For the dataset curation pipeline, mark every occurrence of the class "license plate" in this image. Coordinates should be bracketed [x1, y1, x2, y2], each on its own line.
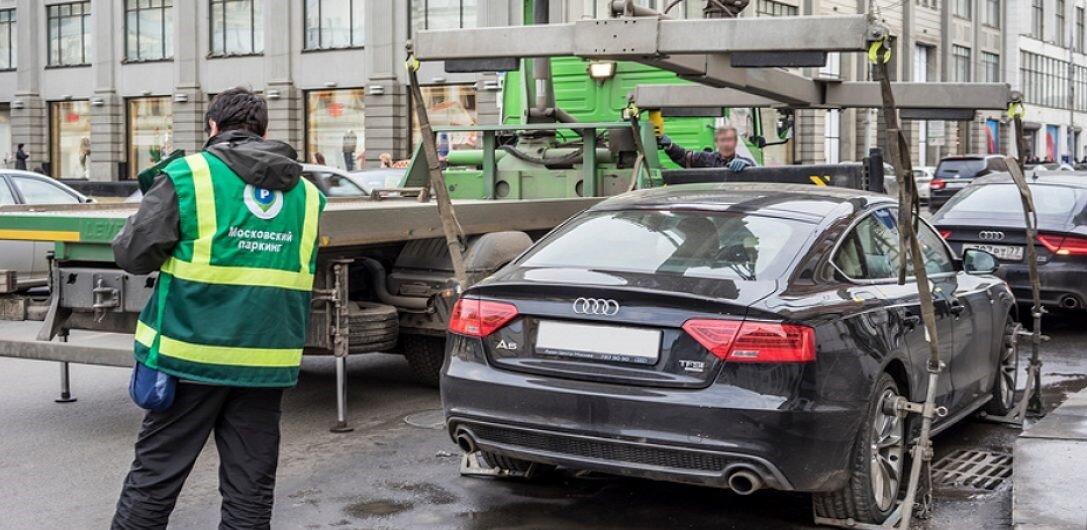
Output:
[945, 180, 969, 189]
[535, 321, 661, 365]
[963, 243, 1023, 261]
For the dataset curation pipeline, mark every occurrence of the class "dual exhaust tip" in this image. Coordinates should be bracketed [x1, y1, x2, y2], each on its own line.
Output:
[455, 427, 764, 495]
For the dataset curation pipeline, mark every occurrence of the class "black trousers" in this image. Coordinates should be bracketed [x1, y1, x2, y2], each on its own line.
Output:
[112, 384, 284, 530]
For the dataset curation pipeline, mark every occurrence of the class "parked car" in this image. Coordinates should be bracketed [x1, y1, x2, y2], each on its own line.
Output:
[442, 183, 1017, 525]
[933, 172, 1087, 310]
[913, 166, 935, 201]
[929, 155, 1010, 212]
[0, 170, 92, 288]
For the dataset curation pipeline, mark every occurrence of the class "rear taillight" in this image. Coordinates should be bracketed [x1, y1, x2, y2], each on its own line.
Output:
[1038, 235, 1087, 256]
[448, 298, 519, 337]
[682, 319, 816, 363]
[939, 229, 952, 240]
[930, 178, 946, 190]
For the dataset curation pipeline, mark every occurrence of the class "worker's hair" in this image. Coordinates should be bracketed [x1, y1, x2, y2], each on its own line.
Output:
[205, 87, 268, 137]
[714, 126, 739, 140]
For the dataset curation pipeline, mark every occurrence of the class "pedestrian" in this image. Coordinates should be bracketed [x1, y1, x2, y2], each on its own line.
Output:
[15, 143, 28, 170]
[657, 126, 755, 172]
[313, 151, 326, 165]
[379, 152, 393, 168]
[110, 87, 326, 530]
[342, 129, 357, 170]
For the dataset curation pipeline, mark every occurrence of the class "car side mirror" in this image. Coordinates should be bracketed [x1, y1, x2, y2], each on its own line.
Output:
[963, 248, 999, 275]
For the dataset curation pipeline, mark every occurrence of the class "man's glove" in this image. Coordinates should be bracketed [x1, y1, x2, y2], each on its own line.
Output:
[728, 158, 752, 173]
[658, 135, 673, 148]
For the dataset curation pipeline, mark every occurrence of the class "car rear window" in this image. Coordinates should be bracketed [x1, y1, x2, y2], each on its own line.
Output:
[517, 210, 814, 281]
[936, 159, 985, 179]
[944, 184, 1082, 219]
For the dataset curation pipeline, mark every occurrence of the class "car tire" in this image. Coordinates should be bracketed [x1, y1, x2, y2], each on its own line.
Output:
[348, 302, 399, 354]
[985, 316, 1020, 416]
[813, 373, 907, 524]
[400, 334, 445, 388]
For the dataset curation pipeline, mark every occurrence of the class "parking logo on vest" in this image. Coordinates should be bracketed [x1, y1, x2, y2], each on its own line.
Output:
[244, 184, 284, 220]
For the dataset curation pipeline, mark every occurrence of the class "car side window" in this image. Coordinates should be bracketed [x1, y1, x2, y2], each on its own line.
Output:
[11, 176, 81, 205]
[0, 179, 15, 206]
[915, 223, 955, 275]
[833, 209, 902, 280]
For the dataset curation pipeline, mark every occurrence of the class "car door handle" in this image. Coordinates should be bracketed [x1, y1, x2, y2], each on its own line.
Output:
[903, 314, 922, 329]
[949, 302, 967, 317]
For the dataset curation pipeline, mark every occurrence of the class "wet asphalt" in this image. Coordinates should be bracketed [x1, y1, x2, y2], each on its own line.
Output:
[0, 313, 1084, 530]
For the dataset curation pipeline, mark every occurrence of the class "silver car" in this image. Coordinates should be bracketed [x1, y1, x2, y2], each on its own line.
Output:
[0, 170, 92, 288]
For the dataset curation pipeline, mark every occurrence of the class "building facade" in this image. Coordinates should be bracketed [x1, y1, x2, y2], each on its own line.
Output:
[1005, 0, 1087, 163]
[0, 0, 1019, 181]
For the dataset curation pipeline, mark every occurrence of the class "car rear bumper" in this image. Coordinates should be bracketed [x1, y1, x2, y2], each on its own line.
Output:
[442, 352, 865, 493]
[999, 261, 1087, 309]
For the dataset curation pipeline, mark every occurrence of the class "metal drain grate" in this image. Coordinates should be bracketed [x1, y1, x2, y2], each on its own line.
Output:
[931, 449, 1012, 491]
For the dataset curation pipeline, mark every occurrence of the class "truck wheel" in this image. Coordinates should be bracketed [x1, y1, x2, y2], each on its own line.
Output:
[400, 335, 445, 387]
[348, 302, 399, 354]
[813, 373, 906, 524]
[985, 317, 1020, 416]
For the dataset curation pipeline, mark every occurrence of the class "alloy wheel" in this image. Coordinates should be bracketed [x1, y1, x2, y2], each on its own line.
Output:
[870, 389, 906, 512]
[997, 322, 1021, 410]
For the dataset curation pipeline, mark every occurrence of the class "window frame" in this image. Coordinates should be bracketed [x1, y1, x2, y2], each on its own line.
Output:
[1057, 0, 1067, 47]
[46, 1, 92, 68]
[0, 8, 14, 71]
[124, 0, 174, 63]
[755, 0, 799, 17]
[952, 0, 972, 20]
[303, 0, 365, 51]
[829, 206, 957, 285]
[980, 51, 1000, 83]
[411, 0, 478, 33]
[982, 0, 1000, 28]
[208, 0, 263, 58]
[1032, 0, 1045, 39]
[951, 45, 972, 83]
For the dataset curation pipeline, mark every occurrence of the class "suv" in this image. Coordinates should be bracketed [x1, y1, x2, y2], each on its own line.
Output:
[929, 155, 1009, 212]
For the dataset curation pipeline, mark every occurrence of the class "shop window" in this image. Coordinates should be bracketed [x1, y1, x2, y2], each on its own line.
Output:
[412, 0, 477, 32]
[127, 97, 173, 179]
[210, 0, 263, 56]
[411, 85, 479, 154]
[306, 89, 365, 171]
[0, 8, 14, 70]
[305, 0, 364, 50]
[50, 101, 92, 179]
[125, 0, 173, 62]
[47, 2, 91, 67]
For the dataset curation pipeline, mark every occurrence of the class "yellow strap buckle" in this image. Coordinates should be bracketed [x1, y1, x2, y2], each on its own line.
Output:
[1007, 102, 1025, 120]
[868, 39, 892, 65]
[404, 54, 420, 73]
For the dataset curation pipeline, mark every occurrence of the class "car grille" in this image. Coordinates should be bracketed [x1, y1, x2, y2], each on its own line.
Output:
[469, 423, 729, 472]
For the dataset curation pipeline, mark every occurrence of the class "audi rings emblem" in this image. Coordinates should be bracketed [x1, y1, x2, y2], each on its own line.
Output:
[978, 231, 1006, 241]
[572, 297, 620, 316]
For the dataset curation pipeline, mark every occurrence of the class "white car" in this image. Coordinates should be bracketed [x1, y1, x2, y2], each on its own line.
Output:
[913, 167, 935, 201]
[0, 170, 92, 289]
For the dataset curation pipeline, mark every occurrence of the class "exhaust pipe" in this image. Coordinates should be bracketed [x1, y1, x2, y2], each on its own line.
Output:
[1059, 295, 1080, 310]
[727, 468, 763, 495]
[454, 429, 478, 454]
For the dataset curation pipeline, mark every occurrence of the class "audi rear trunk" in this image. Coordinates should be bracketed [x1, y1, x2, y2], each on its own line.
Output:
[439, 268, 865, 494]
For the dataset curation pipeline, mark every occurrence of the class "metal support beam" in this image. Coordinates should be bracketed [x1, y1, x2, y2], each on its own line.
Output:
[632, 82, 1012, 111]
[632, 85, 781, 109]
[412, 15, 881, 61]
[824, 82, 1012, 110]
[0, 338, 132, 367]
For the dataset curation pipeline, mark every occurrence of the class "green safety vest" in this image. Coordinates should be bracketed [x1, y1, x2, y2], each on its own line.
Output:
[134, 152, 326, 387]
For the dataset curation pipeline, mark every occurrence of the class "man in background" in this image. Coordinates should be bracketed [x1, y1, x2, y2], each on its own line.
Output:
[658, 126, 755, 172]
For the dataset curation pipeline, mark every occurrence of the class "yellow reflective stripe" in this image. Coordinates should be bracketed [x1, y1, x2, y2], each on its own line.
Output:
[161, 338, 302, 368]
[135, 320, 157, 348]
[134, 321, 301, 368]
[186, 153, 216, 265]
[162, 257, 315, 291]
[299, 179, 320, 273]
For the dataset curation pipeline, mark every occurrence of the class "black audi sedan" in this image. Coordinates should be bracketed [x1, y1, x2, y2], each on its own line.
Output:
[933, 172, 1087, 310]
[441, 183, 1018, 524]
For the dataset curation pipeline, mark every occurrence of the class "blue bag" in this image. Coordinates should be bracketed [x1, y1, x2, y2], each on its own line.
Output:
[128, 361, 177, 411]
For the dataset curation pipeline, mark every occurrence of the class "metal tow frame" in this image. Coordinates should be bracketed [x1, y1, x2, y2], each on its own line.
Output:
[311, 258, 354, 432]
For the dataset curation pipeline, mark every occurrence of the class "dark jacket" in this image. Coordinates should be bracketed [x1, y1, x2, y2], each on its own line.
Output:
[663, 142, 755, 169]
[112, 131, 304, 275]
[15, 148, 28, 170]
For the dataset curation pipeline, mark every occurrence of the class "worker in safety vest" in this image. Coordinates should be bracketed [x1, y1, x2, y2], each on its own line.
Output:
[110, 87, 325, 530]
[658, 125, 756, 172]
